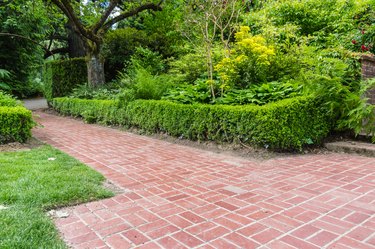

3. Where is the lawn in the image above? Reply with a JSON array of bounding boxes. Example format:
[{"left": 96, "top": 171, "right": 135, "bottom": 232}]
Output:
[{"left": 0, "top": 145, "right": 113, "bottom": 248}]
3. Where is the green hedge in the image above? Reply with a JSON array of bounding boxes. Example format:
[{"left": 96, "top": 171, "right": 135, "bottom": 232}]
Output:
[
  {"left": 0, "top": 106, "right": 34, "bottom": 144},
  {"left": 52, "top": 96, "right": 331, "bottom": 150},
  {"left": 43, "top": 58, "right": 87, "bottom": 101}
]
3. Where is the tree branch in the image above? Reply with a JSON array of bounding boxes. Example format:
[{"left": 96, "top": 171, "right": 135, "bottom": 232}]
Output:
[
  {"left": 44, "top": 47, "right": 69, "bottom": 59},
  {"left": 51, "top": 0, "right": 99, "bottom": 44},
  {"left": 0, "top": 32, "right": 54, "bottom": 56},
  {"left": 92, "top": 0, "right": 119, "bottom": 34},
  {"left": 103, "top": 3, "right": 162, "bottom": 31}
]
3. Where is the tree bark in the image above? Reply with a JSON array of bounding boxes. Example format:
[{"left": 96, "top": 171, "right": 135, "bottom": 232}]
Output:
[
  {"left": 87, "top": 53, "right": 105, "bottom": 87},
  {"left": 66, "top": 21, "right": 86, "bottom": 58}
]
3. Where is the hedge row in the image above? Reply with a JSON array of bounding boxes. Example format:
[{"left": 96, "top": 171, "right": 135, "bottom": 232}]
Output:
[
  {"left": 52, "top": 96, "right": 331, "bottom": 150},
  {"left": 44, "top": 58, "right": 87, "bottom": 101}
]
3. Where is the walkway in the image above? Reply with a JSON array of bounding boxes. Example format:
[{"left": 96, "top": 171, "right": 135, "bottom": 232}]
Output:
[{"left": 33, "top": 112, "right": 375, "bottom": 249}]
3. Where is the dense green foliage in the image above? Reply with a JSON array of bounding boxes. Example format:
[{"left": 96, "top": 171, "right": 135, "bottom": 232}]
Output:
[
  {"left": 52, "top": 96, "right": 331, "bottom": 150},
  {"left": 44, "top": 58, "right": 87, "bottom": 101},
  {"left": 0, "top": 91, "right": 20, "bottom": 107},
  {"left": 0, "top": 0, "right": 49, "bottom": 97},
  {"left": 0, "top": 145, "right": 113, "bottom": 248},
  {"left": 102, "top": 28, "right": 151, "bottom": 81}
]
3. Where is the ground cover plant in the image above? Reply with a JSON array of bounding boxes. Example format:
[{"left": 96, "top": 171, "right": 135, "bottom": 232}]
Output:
[{"left": 0, "top": 145, "right": 113, "bottom": 248}]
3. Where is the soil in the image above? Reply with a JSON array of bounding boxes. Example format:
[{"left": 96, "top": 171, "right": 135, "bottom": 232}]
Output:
[
  {"left": 0, "top": 138, "right": 44, "bottom": 152},
  {"left": 136, "top": 130, "right": 332, "bottom": 161}
]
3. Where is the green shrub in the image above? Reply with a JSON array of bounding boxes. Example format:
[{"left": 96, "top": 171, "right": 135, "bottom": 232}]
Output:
[
  {"left": 52, "top": 96, "right": 331, "bottom": 150},
  {"left": 0, "top": 91, "right": 20, "bottom": 107},
  {"left": 43, "top": 58, "right": 87, "bottom": 101},
  {"left": 102, "top": 28, "right": 151, "bottom": 80},
  {"left": 0, "top": 106, "right": 34, "bottom": 144}
]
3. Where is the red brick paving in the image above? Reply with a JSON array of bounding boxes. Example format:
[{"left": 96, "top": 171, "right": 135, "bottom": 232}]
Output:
[{"left": 33, "top": 112, "right": 375, "bottom": 249}]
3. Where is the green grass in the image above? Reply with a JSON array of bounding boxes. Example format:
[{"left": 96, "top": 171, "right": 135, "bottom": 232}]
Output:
[{"left": 0, "top": 145, "right": 114, "bottom": 248}]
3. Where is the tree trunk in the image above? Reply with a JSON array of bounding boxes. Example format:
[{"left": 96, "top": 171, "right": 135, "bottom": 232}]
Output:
[
  {"left": 66, "top": 20, "right": 86, "bottom": 58},
  {"left": 87, "top": 53, "right": 105, "bottom": 87}
]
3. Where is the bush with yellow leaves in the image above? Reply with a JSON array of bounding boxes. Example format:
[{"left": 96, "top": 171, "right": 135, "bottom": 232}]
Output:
[{"left": 215, "top": 26, "right": 275, "bottom": 89}]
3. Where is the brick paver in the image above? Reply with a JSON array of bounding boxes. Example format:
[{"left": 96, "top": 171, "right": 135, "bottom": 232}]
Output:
[{"left": 33, "top": 112, "right": 375, "bottom": 249}]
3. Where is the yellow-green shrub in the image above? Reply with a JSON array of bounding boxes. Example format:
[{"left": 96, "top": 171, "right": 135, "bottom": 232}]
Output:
[{"left": 215, "top": 26, "right": 275, "bottom": 89}]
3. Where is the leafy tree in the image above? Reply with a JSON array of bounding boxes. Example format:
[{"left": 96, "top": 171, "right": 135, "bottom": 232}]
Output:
[
  {"left": 0, "top": 0, "right": 50, "bottom": 97},
  {"left": 47, "top": 0, "right": 162, "bottom": 86}
]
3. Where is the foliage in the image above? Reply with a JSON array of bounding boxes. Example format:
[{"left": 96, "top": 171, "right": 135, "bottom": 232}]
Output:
[
  {"left": 115, "top": 49, "right": 175, "bottom": 102},
  {"left": 0, "top": 69, "right": 11, "bottom": 92},
  {"left": 244, "top": 0, "right": 374, "bottom": 52},
  {"left": 0, "top": 145, "right": 113, "bottom": 248},
  {"left": 168, "top": 47, "right": 207, "bottom": 84},
  {"left": 0, "top": 91, "right": 20, "bottom": 107},
  {"left": 334, "top": 79, "right": 375, "bottom": 141},
  {"left": 52, "top": 96, "right": 331, "bottom": 150},
  {"left": 0, "top": 106, "right": 34, "bottom": 144},
  {"left": 162, "top": 80, "right": 212, "bottom": 104},
  {"left": 44, "top": 58, "right": 87, "bottom": 101},
  {"left": 216, "top": 82, "right": 302, "bottom": 105},
  {"left": 102, "top": 28, "right": 151, "bottom": 81},
  {"left": 70, "top": 84, "right": 120, "bottom": 100},
  {"left": 350, "top": 2, "right": 375, "bottom": 53},
  {"left": 141, "top": 0, "right": 185, "bottom": 58},
  {"left": 163, "top": 81, "right": 302, "bottom": 105},
  {"left": 215, "top": 26, "right": 276, "bottom": 89},
  {"left": 0, "top": 0, "right": 50, "bottom": 97},
  {"left": 130, "top": 69, "right": 175, "bottom": 100}
]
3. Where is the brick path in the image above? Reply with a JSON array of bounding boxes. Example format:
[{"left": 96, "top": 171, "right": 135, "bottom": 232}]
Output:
[{"left": 33, "top": 112, "right": 375, "bottom": 249}]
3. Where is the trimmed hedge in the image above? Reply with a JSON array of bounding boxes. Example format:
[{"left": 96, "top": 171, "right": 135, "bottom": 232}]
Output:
[
  {"left": 43, "top": 58, "right": 87, "bottom": 101},
  {"left": 52, "top": 96, "right": 331, "bottom": 150},
  {"left": 0, "top": 106, "right": 34, "bottom": 143}
]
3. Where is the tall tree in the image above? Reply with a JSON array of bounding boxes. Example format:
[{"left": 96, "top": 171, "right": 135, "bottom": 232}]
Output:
[{"left": 48, "top": 0, "right": 162, "bottom": 86}]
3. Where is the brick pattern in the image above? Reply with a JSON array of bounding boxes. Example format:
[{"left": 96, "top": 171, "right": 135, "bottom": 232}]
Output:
[
  {"left": 362, "top": 54, "right": 375, "bottom": 105},
  {"left": 33, "top": 112, "right": 375, "bottom": 249}
]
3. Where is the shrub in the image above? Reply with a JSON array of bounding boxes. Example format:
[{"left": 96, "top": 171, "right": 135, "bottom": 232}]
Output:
[
  {"left": 102, "top": 28, "right": 151, "bottom": 80},
  {"left": 215, "top": 26, "right": 275, "bottom": 89},
  {"left": 52, "top": 96, "right": 331, "bottom": 150},
  {"left": 43, "top": 58, "right": 87, "bottom": 101},
  {"left": 52, "top": 98, "right": 122, "bottom": 125},
  {"left": 0, "top": 106, "right": 33, "bottom": 144},
  {"left": 0, "top": 91, "right": 20, "bottom": 107}
]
